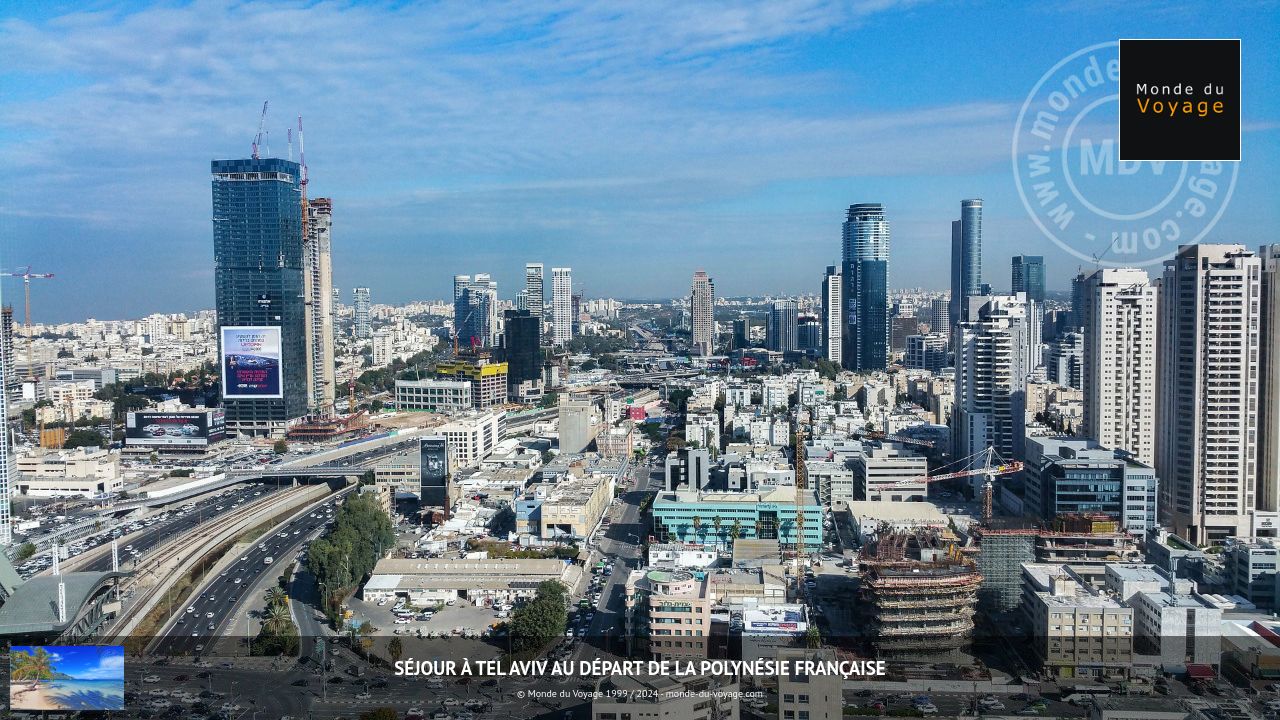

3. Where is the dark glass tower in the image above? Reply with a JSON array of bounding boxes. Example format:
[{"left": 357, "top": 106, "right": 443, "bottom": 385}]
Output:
[
  {"left": 1012, "top": 255, "right": 1046, "bottom": 305},
  {"left": 950, "top": 199, "right": 983, "bottom": 329},
  {"left": 841, "top": 203, "right": 889, "bottom": 371},
  {"left": 502, "top": 309, "right": 542, "bottom": 393},
  {"left": 212, "top": 157, "right": 308, "bottom": 435}
]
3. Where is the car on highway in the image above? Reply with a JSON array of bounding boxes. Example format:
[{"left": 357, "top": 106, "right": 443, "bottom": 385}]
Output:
[{"left": 143, "top": 675, "right": 161, "bottom": 683}]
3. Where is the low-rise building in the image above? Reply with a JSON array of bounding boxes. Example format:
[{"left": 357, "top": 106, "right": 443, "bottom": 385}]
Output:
[
  {"left": 538, "top": 474, "right": 614, "bottom": 540},
  {"left": 438, "top": 410, "right": 504, "bottom": 469},
  {"left": 394, "top": 379, "right": 472, "bottom": 413},
  {"left": 776, "top": 648, "right": 843, "bottom": 720},
  {"left": 652, "top": 485, "right": 823, "bottom": 551},
  {"left": 854, "top": 442, "right": 928, "bottom": 502},
  {"left": 1129, "top": 590, "right": 1222, "bottom": 672},
  {"left": 591, "top": 675, "right": 739, "bottom": 720},
  {"left": 14, "top": 447, "right": 123, "bottom": 498},
  {"left": 647, "top": 543, "right": 719, "bottom": 569},
  {"left": 1022, "top": 563, "right": 1134, "bottom": 679},
  {"left": 362, "top": 557, "right": 570, "bottom": 606}
]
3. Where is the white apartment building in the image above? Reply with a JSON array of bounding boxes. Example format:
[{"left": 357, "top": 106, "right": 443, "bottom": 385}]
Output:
[
  {"left": 954, "top": 294, "right": 1041, "bottom": 464},
  {"left": 438, "top": 410, "right": 504, "bottom": 469},
  {"left": 551, "top": 267, "right": 573, "bottom": 345},
  {"left": 853, "top": 442, "right": 928, "bottom": 501},
  {"left": 1129, "top": 591, "right": 1222, "bottom": 671},
  {"left": 394, "top": 379, "right": 472, "bottom": 413},
  {"left": 685, "top": 409, "right": 720, "bottom": 452},
  {"left": 303, "top": 197, "right": 337, "bottom": 416},
  {"left": 1157, "top": 245, "right": 1263, "bottom": 544},
  {"left": 761, "top": 377, "right": 789, "bottom": 411},
  {"left": 690, "top": 270, "right": 715, "bottom": 356},
  {"left": 1082, "top": 268, "right": 1157, "bottom": 467},
  {"left": 822, "top": 265, "right": 842, "bottom": 366},
  {"left": 524, "top": 263, "right": 545, "bottom": 321},
  {"left": 777, "top": 648, "right": 843, "bottom": 720},
  {"left": 371, "top": 329, "right": 395, "bottom": 366},
  {"left": 1261, "top": 246, "right": 1280, "bottom": 520}
]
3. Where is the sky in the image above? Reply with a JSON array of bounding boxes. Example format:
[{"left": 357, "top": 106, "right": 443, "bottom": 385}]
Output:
[
  {"left": 13, "top": 645, "right": 125, "bottom": 681},
  {"left": 0, "top": 1, "right": 1277, "bottom": 322}
]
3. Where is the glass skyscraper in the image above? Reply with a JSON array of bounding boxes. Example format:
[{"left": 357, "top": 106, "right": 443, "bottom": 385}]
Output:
[
  {"left": 950, "top": 199, "right": 983, "bottom": 329},
  {"left": 212, "top": 157, "right": 309, "bottom": 435},
  {"left": 1012, "top": 255, "right": 1046, "bottom": 306},
  {"left": 841, "top": 203, "right": 890, "bottom": 372}
]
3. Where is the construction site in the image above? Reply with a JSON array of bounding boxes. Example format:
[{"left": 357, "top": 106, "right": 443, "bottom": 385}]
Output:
[{"left": 856, "top": 529, "right": 982, "bottom": 661}]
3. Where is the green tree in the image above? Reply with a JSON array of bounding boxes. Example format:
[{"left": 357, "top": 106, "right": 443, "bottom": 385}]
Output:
[
  {"left": 360, "top": 710, "right": 400, "bottom": 720},
  {"left": 63, "top": 429, "right": 105, "bottom": 449},
  {"left": 712, "top": 516, "right": 723, "bottom": 546},
  {"left": 806, "top": 625, "right": 823, "bottom": 649},
  {"left": 273, "top": 439, "right": 289, "bottom": 454},
  {"left": 263, "top": 603, "right": 292, "bottom": 633},
  {"left": 387, "top": 636, "right": 404, "bottom": 664},
  {"left": 265, "top": 587, "right": 287, "bottom": 608},
  {"left": 729, "top": 520, "right": 742, "bottom": 546},
  {"left": 691, "top": 516, "right": 702, "bottom": 543},
  {"left": 539, "top": 391, "right": 560, "bottom": 409},
  {"left": 369, "top": 399, "right": 384, "bottom": 412},
  {"left": 15, "top": 543, "right": 36, "bottom": 563},
  {"left": 508, "top": 581, "right": 568, "bottom": 654},
  {"left": 308, "top": 493, "right": 396, "bottom": 613}
]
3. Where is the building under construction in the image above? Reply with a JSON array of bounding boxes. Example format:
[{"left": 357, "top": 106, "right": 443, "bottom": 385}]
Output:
[{"left": 858, "top": 530, "right": 982, "bottom": 661}]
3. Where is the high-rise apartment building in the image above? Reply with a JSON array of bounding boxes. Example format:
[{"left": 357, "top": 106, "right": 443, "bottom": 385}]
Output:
[
  {"left": 1257, "top": 246, "right": 1280, "bottom": 518},
  {"left": 821, "top": 265, "right": 843, "bottom": 365},
  {"left": 767, "top": 300, "right": 799, "bottom": 353},
  {"left": 212, "top": 157, "right": 308, "bottom": 435},
  {"left": 842, "top": 203, "right": 889, "bottom": 371},
  {"left": 1045, "top": 332, "right": 1084, "bottom": 390},
  {"left": 352, "top": 286, "right": 371, "bottom": 338},
  {"left": 928, "top": 297, "right": 950, "bottom": 335},
  {"left": 1157, "top": 245, "right": 1263, "bottom": 543},
  {"left": 524, "top": 263, "right": 545, "bottom": 321},
  {"left": 551, "top": 267, "right": 573, "bottom": 345},
  {"left": 302, "top": 197, "right": 336, "bottom": 416},
  {"left": 0, "top": 305, "right": 13, "bottom": 393},
  {"left": 954, "top": 294, "right": 1041, "bottom": 463},
  {"left": 0, "top": 290, "right": 10, "bottom": 545},
  {"left": 1081, "top": 268, "right": 1157, "bottom": 466},
  {"left": 453, "top": 273, "right": 499, "bottom": 348},
  {"left": 950, "top": 199, "right": 983, "bottom": 330},
  {"left": 690, "top": 270, "right": 715, "bottom": 356},
  {"left": 1012, "top": 255, "right": 1046, "bottom": 306}
]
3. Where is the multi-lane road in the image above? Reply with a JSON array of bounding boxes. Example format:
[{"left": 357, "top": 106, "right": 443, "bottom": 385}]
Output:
[{"left": 155, "top": 491, "right": 345, "bottom": 656}]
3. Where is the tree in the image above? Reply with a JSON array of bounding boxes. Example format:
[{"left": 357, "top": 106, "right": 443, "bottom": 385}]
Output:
[
  {"left": 691, "top": 516, "right": 702, "bottom": 543},
  {"left": 360, "top": 470, "right": 376, "bottom": 486},
  {"left": 10, "top": 646, "right": 54, "bottom": 689},
  {"left": 360, "top": 710, "right": 400, "bottom": 720},
  {"left": 387, "top": 636, "right": 404, "bottom": 664},
  {"left": 15, "top": 542, "right": 36, "bottom": 562},
  {"left": 357, "top": 620, "right": 376, "bottom": 652},
  {"left": 729, "top": 520, "right": 742, "bottom": 546},
  {"left": 265, "top": 587, "right": 287, "bottom": 608},
  {"left": 263, "top": 603, "right": 292, "bottom": 633},
  {"left": 806, "top": 625, "right": 822, "bottom": 649},
  {"left": 508, "top": 581, "right": 568, "bottom": 654},
  {"left": 273, "top": 439, "right": 289, "bottom": 455},
  {"left": 63, "top": 429, "right": 105, "bottom": 449},
  {"left": 712, "top": 516, "right": 723, "bottom": 546},
  {"left": 539, "top": 391, "right": 560, "bottom": 410},
  {"left": 370, "top": 399, "right": 384, "bottom": 413}
]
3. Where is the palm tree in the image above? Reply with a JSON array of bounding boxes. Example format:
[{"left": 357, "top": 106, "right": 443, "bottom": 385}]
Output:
[
  {"left": 712, "top": 516, "right": 723, "bottom": 548},
  {"left": 729, "top": 520, "right": 742, "bottom": 547},
  {"left": 265, "top": 587, "right": 287, "bottom": 608},
  {"left": 691, "top": 516, "right": 702, "bottom": 544},
  {"left": 263, "top": 604, "right": 292, "bottom": 634},
  {"left": 12, "top": 647, "right": 54, "bottom": 690}
]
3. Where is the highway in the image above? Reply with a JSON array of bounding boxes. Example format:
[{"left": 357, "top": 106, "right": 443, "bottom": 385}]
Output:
[{"left": 155, "top": 492, "right": 344, "bottom": 657}]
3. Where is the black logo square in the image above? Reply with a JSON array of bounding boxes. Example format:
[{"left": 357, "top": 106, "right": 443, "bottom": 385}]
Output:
[{"left": 1119, "top": 39, "right": 1240, "bottom": 161}]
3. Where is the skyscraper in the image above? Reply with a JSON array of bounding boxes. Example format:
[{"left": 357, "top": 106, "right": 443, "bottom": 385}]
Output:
[
  {"left": 353, "top": 287, "right": 371, "bottom": 338},
  {"left": 0, "top": 306, "right": 13, "bottom": 394},
  {"left": 1157, "top": 244, "right": 1263, "bottom": 543},
  {"left": 552, "top": 267, "right": 573, "bottom": 345},
  {"left": 732, "top": 317, "right": 751, "bottom": 350},
  {"left": 525, "top": 263, "right": 545, "bottom": 322},
  {"left": 212, "top": 157, "right": 309, "bottom": 435},
  {"left": 302, "top": 197, "right": 336, "bottom": 416},
  {"left": 453, "top": 274, "right": 499, "bottom": 348},
  {"left": 821, "top": 265, "right": 843, "bottom": 366},
  {"left": 0, "top": 289, "right": 10, "bottom": 545},
  {"left": 953, "top": 294, "right": 1041, "bottom": 464},
  {"left": 1011, "top": 255, "right": 1046, "bottom": 306},
  {"left": 950, "top": 199, "right": 983, "bottom": 330},
  {"left": 841, "top": 203, "right": 890, "bottom": 371},
  {"left": 1258, "top": 245, "right": 1280, "bottom": 518},
  {"left": 767, "top": 300, "right": 799, "bottom": 353},
  {"left": 502, "top": 309, "right": 542, "bottom": 399},
  {"left": 690, "top": 270, "right": 715, "bottom": 356},
  {"left": 928, "top": 298, "right": 949, "bottom": 335},
  {"left": 1080, "top": 268, "right": 1157, "bottom": 466}
]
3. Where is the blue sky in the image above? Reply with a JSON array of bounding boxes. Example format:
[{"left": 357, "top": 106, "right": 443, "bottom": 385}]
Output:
[
  {"left": 1, "top": 1, "right": 1277, "bottom": 321},
  {"left": 13, "top": 645, "right": 125, "bottom": 681}
]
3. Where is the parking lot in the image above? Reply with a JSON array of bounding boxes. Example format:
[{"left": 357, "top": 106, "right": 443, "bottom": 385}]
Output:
[{"left": 348, "top": 595, "right": 505, "bottom": 640}]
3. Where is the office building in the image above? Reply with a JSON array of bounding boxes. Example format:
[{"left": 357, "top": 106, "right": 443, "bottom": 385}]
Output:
[
  {"left": 13, "top": 447, "right": 123, "bottom": 498},
  {"left": 394, "top": 379, "right": 472, "bottom": 413},
  {"left": 928, "top": 298, "right": 949, "bottom": 335},
  {"left": 854, "top": 442, "right": 929, "bottom": 502},
  {"left": 211, "top": 157, "right": 308, "bottom": 435},
  {"left": 842, "top": 203, "right": 890, "bottom": 371},
  {"left": 1081, "top": 268, "right": 1157, "bottom": 466},
  {"left": 501, "top": 309, "right": 541, "bottom": 398},
  {"left": 954, "top": 294, "right": 1041, "bottom": 463},
  {"left": 624, "top": 568, "right": 712, "bottom": 660},
  {"left": 1261, "top": 246, "right": 1280, "bottom": 519},
  {"left": 905, "top": 333, "right": 948, "bottom": 372},
  {"left": 950, "top": 199, "right": 983, "bottom": 330},
  {"left": 436, "top": 411, "right": 504, "bottom": 469},
  {"left": 524, "top": 262, "right": 545, "bottom": 321},
  {"left": 302, "top": 197, "right": 336, "bottom": 416},
  {"left": 551, "top": 267, "right": 573, "bottom": 345},
  {"left": 652, "top": 485, "right": 823, "bottom": 550},
  {"left": 352, "top": 286, "right": 371, "bottom": 338},
  {"left": 436, "top": 356, "right": 508, "bottom": 409},
  {"left": 1045, "top": 332, "right": 1083, "bottom": 390},
  {"left": 797, "top": 313, "right": 821, "bottom": 352},
  {"left": 767, "top": 299, "right": 799, "bottom": 353},
  {"left": 1157, "top": 244, "right": 1262, "bottom": 544},
  {"left": 453, "top": 273, "right": 499, "bottom": 348},
  {"left": 1012, "top": 255, "right": 1046, "bottom": 306},
  {"left": 732, "top": 316, "right": 751, "bottom": 350},
  {"left": 821, "top": 265, "right": 842, "bottom": 365},
  {"left": 1021, "top": 437, "right": 1158, "bottom": 539},
  {"left": 557, "top": 394, "right": 595, "bottom": 454},
  {"left": 690, "top": 270, "right": 715, "bottom": 356}
]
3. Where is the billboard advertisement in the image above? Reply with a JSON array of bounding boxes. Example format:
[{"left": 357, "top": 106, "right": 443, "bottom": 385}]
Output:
[
  {"left": 221, "top": 326, "right": 283, "bottom": 399},
  {"left": 125, "top": 410, "right": 226, "bottom": 448},
  {"left": 419, "top": 436, "right": 449, "bottom": 506}
]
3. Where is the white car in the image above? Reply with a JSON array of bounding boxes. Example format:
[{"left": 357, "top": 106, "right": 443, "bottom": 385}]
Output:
[
  {"left": 234, "top": 577, "right": 242, "bottom": 584},
  {"left": 143, "top": 675, "right": 161, "bottom": 683}
]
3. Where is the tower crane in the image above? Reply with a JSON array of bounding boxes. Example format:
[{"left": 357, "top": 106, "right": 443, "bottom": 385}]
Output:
[
  {"left": 792, "top": 425, "right": 811, "bottom": 561},
  {"left": 1, "top": 267, "right": 55, "bottom": 381},
  {"left": 251, "top": 100, "right": 269, "bottom": 160},
  {"left": 881, "top": 447, "right": 1023, "bottom": 524}
]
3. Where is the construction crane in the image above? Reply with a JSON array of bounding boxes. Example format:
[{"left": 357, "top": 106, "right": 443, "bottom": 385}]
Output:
[
  {"left": 881, "top": 447, "right": 1023, "bottom": 524},
  {"left": 852, "top": 428, "right": 934, "bottom": 448},
  {"left": 251, "top": 100, "right": 269, "bottom": 160},
  {"left": 1, "top": 266, "right": 55, "bottom": 381},
  {"left": 792, "top": 425, "right": 810, "bottom": 561}
]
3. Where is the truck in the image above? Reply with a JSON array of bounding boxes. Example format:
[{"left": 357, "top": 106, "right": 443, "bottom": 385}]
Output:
[{"left": 264, "top": 557, "right": 273, "bottom": 565}]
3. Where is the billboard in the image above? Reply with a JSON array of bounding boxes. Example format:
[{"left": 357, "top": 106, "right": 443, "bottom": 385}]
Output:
[
  {"left": 221, "top": 326, "right": 283, "bottom": 399},
  {"left": 125, "top": 410, "right": 225, "bottom": 448},
  {"left": 419, "top": 436, "right": 449, "bottom": 506}
]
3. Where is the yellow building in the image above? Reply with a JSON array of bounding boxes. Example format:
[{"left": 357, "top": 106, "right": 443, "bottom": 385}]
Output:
[{"left": 436, "top": 356, "right": 508, "bottom": 409}]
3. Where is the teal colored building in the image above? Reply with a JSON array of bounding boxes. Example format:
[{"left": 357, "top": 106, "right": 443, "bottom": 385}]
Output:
[{"left": 651, "top": 486, "right": 823, "bottom": 552}]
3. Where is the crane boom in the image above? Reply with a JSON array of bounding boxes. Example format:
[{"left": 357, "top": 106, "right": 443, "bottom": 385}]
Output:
[
  {"left": 881, "top": 461, "right": 1022, "bottom": 490},
  {"left": 1, "top": 267, "right": 55, "bottom": 381},
  {"left": 251, "top": 100, "right": 269, "bottom": 160}
]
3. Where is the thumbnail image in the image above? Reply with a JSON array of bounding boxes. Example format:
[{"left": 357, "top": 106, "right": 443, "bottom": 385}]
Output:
[{"left": 9, "top": 646, "right": 125, "bottom": 711}]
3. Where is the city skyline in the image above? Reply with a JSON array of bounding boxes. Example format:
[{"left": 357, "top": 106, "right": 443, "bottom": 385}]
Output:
[{"left": 2, "top": 2, "right": 1278, "bottom": 322}]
